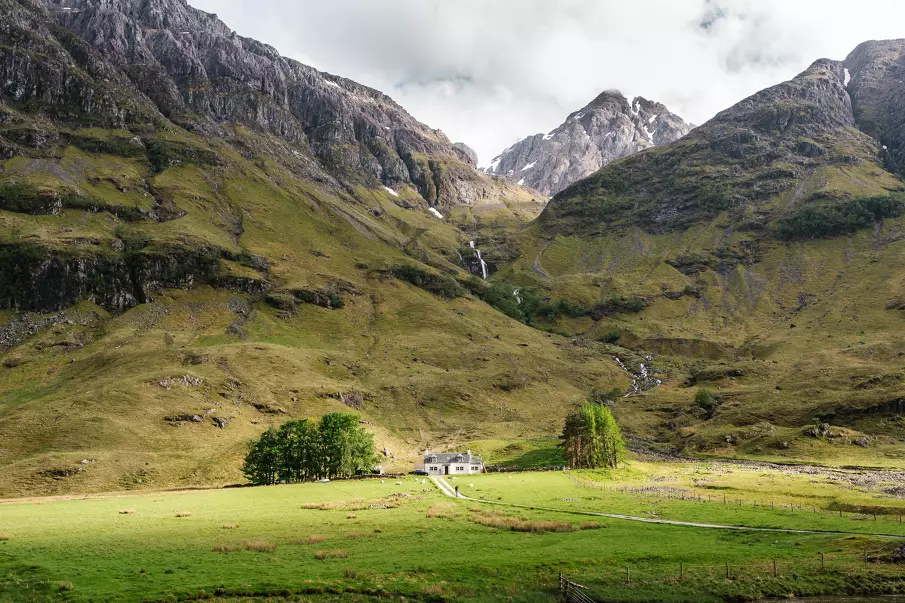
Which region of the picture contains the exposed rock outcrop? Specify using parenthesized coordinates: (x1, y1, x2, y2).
(483, 91, 692, 197)
(32, 0, 510, 211)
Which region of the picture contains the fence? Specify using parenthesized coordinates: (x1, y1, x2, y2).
(557, 551, 903, 602)
(559, 572, 597, 603)
(562, 469, 905, 524)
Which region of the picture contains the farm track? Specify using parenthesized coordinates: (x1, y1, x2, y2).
(431, 476, 905, 540)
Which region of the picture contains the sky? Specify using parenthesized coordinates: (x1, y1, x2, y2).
(191, 0, 905, 165)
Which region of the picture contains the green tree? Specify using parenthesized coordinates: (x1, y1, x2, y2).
(276, 419, 320, 483)
(695, 389, 718, 418)
(242, 427, 281, 486)
(559, 401, 625, 469)
(242, 413, 377, 485)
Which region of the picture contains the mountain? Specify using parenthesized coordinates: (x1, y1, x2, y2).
(482, 91, 693, 197)
(0, 0, 599, 496)
(498, 43, 905, 464)
(538, 58, 900, 237)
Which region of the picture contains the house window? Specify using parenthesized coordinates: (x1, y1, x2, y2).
(472, 466, 480, 471)
(456, 466, 464, 471)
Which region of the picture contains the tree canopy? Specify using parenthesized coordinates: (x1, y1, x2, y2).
(242, 413, 377, 485)
(559, 401, 625, 469)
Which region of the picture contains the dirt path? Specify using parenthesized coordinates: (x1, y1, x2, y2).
(533, 240, 553, 279)
(432, 476, 904, 539)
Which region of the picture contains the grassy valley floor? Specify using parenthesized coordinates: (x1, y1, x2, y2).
(2, 461, 905, 602)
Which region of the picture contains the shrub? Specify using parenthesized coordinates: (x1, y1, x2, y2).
(119, 509, 136, 515)
(777, 195, 905, 240)
(580, 522, 605, 530)
(343, 568, 357, 579)
(599, 328, 621, 344)
(695, 389, 718, 418)
(0, 534, 9, 541)
(57, 581, 74, 592)
(291, 535, 326, 545)
(391, 264, 463, 299)
(314, 550, 349, 560)
(174, 512, 192, 518)
(222, 523, 239, 530)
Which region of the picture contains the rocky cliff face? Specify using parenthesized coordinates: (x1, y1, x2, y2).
(540, 57, 900, 236)
(483, 91, 692, 197)
(29, 0, 513, 211)
(844, 39, 905, 178)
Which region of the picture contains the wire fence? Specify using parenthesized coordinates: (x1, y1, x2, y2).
(559, 552, 903, 602)
(559, 573, 596, 603)
(562, 470, 905, 524)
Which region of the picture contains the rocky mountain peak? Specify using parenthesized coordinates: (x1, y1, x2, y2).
(33, 0, 513, 211)
(541, 49, 900, 237)
(482, 89, 692, 197)
(453, 142, 479, 167)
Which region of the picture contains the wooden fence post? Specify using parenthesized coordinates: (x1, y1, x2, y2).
(725, 562, 729, 579)
(680, 563, 684, 580)
(626, 566, 631, 584)
(820, 552, 825, 570)
(773, 560, 777, 577)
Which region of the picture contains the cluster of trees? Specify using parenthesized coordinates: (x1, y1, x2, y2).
(559, 401, 626, 469)
(242, 413, 377, 485)
(777, 195, 905, 240)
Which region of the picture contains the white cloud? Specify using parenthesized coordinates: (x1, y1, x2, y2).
(191, 0, 905, 163)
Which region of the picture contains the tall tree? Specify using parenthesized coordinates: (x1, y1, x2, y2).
(242, 427, 281, 485)
(559, 401, 626, 469)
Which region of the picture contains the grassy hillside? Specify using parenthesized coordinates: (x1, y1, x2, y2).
(486, 60, 905, 467)
(0, 115, 606, 497)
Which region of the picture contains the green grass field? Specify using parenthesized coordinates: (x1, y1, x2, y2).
(2, 461, 905, 602)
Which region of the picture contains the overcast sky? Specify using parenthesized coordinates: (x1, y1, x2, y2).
(192, 0, 905, 165)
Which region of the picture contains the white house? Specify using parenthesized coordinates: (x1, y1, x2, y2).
(423, 450, 483, 475)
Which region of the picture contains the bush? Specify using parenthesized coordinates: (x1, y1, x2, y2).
(695, 389, 718, 418)
(599, 328, 622, 344)
(777, 195, 905, 240)
(391, 264, 464, 299)
(174, 512, 192, 518)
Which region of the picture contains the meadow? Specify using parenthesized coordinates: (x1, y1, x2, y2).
(2, 461, 905, 602)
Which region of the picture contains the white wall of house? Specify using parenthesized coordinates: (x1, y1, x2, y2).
(425, 463, 483, 475)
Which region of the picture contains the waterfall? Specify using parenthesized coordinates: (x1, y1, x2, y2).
(469, 241, 488, 279)
(613, 356, 663, 396)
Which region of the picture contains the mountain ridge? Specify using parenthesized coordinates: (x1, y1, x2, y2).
(482, 89, 692, 197)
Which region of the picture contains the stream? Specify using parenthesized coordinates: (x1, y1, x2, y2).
(613, 355, 662, 396)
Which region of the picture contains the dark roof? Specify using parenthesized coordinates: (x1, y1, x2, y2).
(424, 452, 483, 465)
